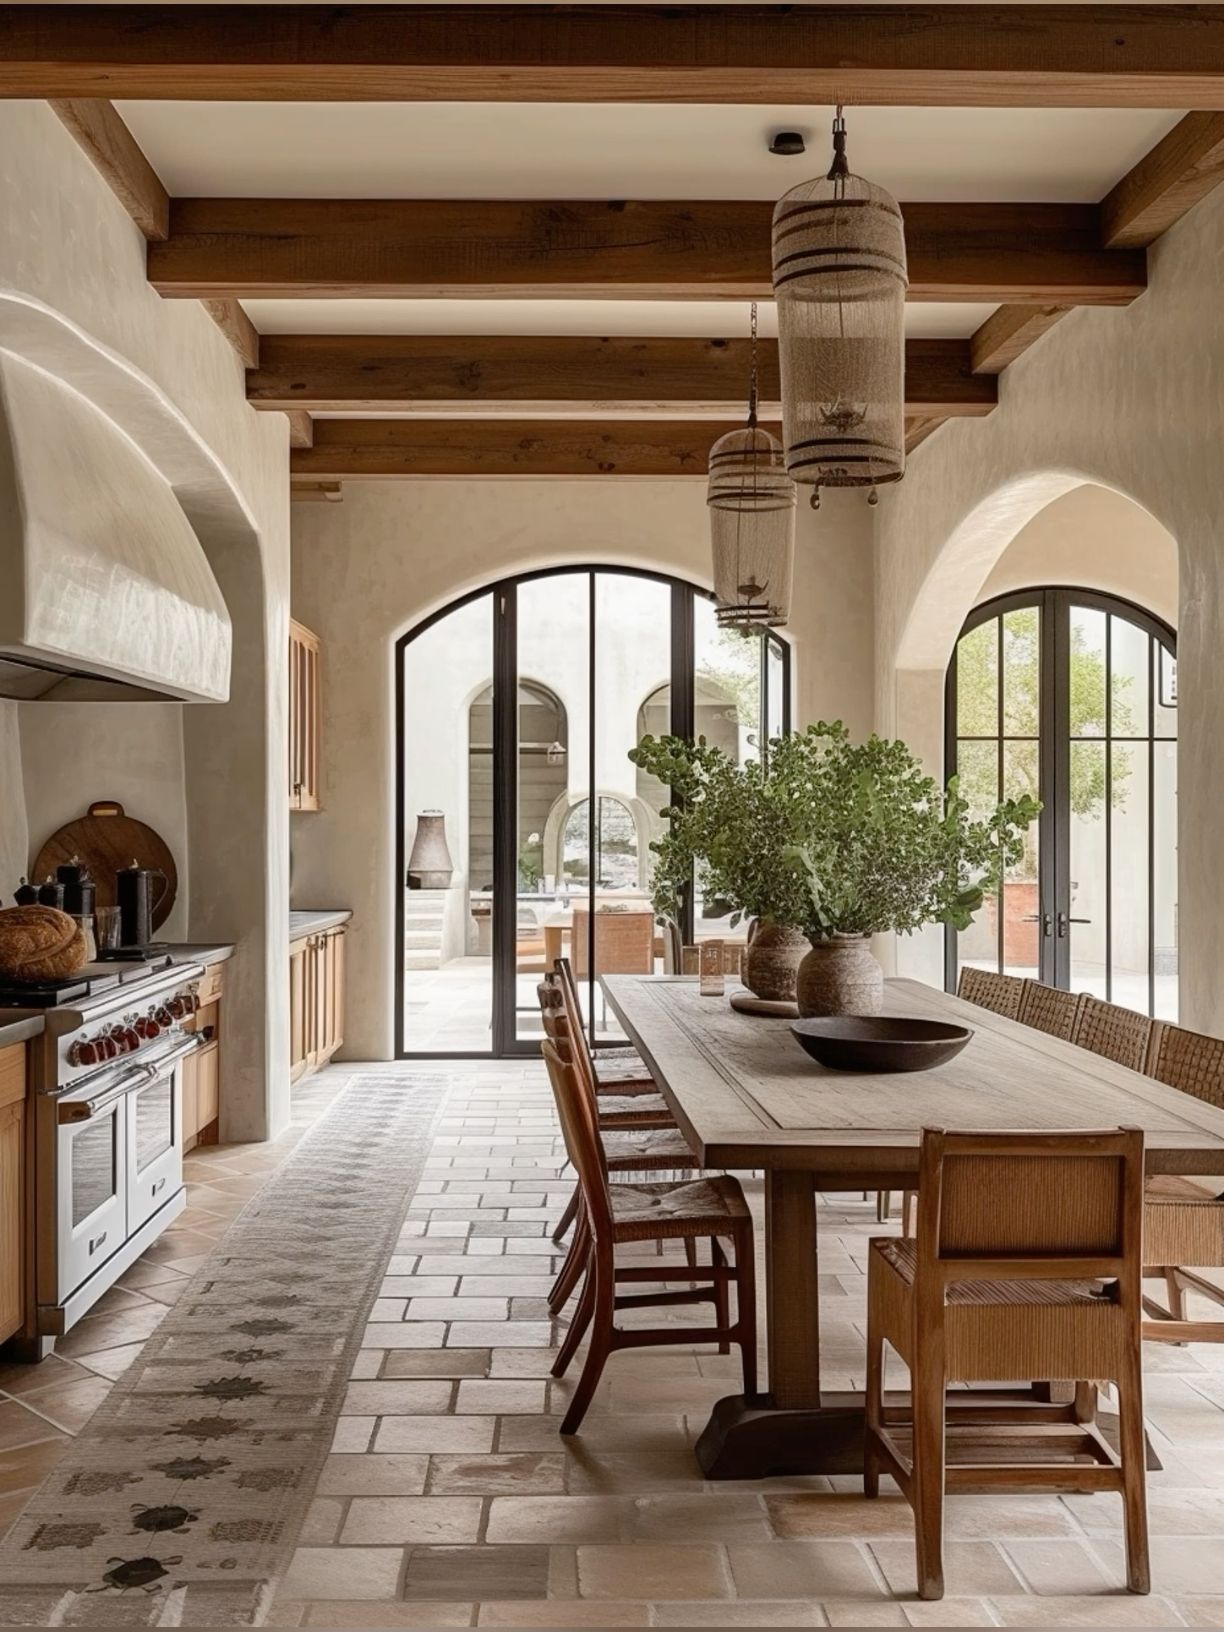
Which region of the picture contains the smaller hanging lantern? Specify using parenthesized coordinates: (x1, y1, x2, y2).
(772, 107, 907, 508)
(708, 304, 796, 632)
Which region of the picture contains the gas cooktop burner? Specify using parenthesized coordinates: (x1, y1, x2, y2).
(0, 955, 180, 1009)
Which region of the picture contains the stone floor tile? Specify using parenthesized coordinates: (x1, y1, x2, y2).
(299, 1497, 346, 1545)
(477, 1604, 649, 1626)
(649, 1606, 826, 1628)
(869, 1539, 1025, 1597)
(409, 1297, 509, 1322)
(486, 1495, 628, 1543)
(729, 1539, 886, 1600)
(427, 1452, 567, 1496)
(339, 1495, 483, 1545)
(627, 1493, 773, 1543)
(330, 1416, 375, 1453)
(316, 1454, 430, 1497)
(11, 1373, 112, 1433)
(0, 1353, 89, 1398)
(565, 1451, 713, 1495)
(373, 1415, 496, 1453)
(1175, 1600, 1224, 1627)
(901, 1603, 998, 1627)
(577, 1542, 732, 1600)
(401, 1544, 550, 1601)
(303, 1601, 476, 1626)
(455, 1379, 547, 1415)
(489, 1348, 564, 1377)
(377, 1347, 491, 1379)
(381, 1277, 460, 1298)
(341, 1380, 455, 1415)
(459, 1276, 556, 1297)
(363, 1322, 449, 1349)
(768, 1493, 916, 1538)
(281, 1545, 404, 1601)
(989, 1595, 1187, 1626)
(822, 1603, 907, 1627)
(499, 1413, 688, 1453)
(1002, 1538, 1116, 1595)
(1089, 1535, 1224, 1595)
(349, 1350, 384, 1379)
(448, 1321, 552, 1348)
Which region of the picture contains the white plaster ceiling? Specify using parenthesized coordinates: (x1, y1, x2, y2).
(120, 102, 1180, 203)
(242, 298, 996, 340)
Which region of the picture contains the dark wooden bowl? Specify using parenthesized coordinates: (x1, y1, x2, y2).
(790, 1015, 973, 1073)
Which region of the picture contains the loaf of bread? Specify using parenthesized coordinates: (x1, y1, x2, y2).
(0, 904, 88, 981)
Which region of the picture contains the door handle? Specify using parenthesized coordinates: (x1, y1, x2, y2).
(1056, 912, 1092, 937)
(88, 1230, 108, 1255)
(1022, 914, 1054, 936)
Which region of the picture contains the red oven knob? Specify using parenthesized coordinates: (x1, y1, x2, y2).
(111, 1024, 140, 1054)
(134, 1010, 161, 1040)
(96, 1033, 120, 1061)
(68, 1038, 99, 1067)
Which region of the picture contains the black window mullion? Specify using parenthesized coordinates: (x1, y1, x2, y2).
(587, 570, 597, 1050)
(491, 580, 518, 1056)
(1104, 612, 1113, 1002)
(670, 582, 696, 944)
(996, 613, 1005, 975)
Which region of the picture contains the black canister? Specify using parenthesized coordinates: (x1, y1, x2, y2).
(37, 876, 66, 909)
(13, 877, 38, 906)
(116, 860, 166, 947)
(57, 858, 95, 917)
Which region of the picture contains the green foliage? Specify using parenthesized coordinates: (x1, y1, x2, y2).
(629, 722, 1039, 939)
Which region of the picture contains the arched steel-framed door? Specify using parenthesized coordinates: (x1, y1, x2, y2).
(945, 588, 1177, 1018)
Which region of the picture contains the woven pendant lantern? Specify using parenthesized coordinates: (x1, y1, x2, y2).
(708, 304, 796, 631)
(772, 108, 907, 508)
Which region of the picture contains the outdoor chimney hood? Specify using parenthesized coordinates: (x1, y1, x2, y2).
(0, 351, 231, 703)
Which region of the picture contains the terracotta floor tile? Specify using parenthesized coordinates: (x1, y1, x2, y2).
(281, 1545, 404, 1601)
(0, 1401, 70, 1453)
(427, 1452, 567, 1496)
(339, 1496, 483, 1545)
(70, 1341, 147, 1381)
(577, 1542, 731, 1601)
(401, 1544, 550, 1602)
(768, 1492, 917, 1538)
(0, 1352, 88, 1398)
(317, 1454, 430, 1497)
(13, 1373, 113, 1434)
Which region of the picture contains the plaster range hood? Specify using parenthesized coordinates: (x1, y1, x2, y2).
(0, 350, 231, 703)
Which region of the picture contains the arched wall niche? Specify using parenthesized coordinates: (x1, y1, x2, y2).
(874, 179, 1224, 1028)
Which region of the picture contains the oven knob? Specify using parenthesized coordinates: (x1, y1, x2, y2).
(68, 1039, 98, 1067)
(134, 1009, 161, 1040)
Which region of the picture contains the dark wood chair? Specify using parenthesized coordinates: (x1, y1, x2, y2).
(957, 966, 1024, 1019)
(1141, 1021, 1224, 1344)
(866, 1125, 1149, 1602)
(1018, 979, 1086, 1041)
(555, 955, 654, 1087)
(541, 1037, 757, 1434)
(1072, 995, 1153, 1072)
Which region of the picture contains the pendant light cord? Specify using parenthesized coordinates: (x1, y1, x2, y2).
(747, 300, 759, 428)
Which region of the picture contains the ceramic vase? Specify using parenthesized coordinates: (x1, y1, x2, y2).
(407, 810, 454, 890)
(796, 933, 884, 1017)
(741, 922, 808, 1002)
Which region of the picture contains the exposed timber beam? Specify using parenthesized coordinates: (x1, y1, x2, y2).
(1101, 110, 1224, 246)
(6, 7, 1224, 107)
(248, 335, 997, 419)
(49, 98, 169, 240)
(970, 304, 1072, 375)
(199, 298, 260, 368)
(285, 410, 314, 449)
(149, 199, 1146, 306)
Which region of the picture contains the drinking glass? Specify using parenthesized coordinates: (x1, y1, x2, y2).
(699, 940, 725, 997)
(96, 906, 123, 952)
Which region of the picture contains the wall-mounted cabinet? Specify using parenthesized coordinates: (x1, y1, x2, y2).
(289, 618, 321, 811)
(290, 925, 347, 1083)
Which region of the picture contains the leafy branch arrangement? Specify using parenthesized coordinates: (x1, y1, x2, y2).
(629, 722, 1039, 940)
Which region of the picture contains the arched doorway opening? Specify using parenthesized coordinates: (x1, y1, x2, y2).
(397, 566, 790, 1056)
(946, 588, 1177, 1018)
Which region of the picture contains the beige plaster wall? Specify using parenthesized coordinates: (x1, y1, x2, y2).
(978, 483, 1178, 629)
(292, 480, 873, 1060)
(0, 102, 290, 1137)
(874, 181, 1218, 1029)
(0, 704, 27, 899)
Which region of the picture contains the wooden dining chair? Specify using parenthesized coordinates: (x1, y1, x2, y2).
(1072, 995, 1153, 1072)
(541, 1038, 756, 1433)
(956, 966, 1024, 1019)
(555, 955, 654, 1085)
(1018, 980, 1087, 1041)
(865, 1126, 1149, 1602)
(1140, 1021, 1224, 1344)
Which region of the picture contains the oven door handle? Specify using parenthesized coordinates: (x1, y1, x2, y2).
(56, 1035, 204, 1124)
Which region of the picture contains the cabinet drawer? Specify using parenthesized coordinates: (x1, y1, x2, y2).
(185, 1000, 220, 1043)
(194, 965, 225, 1008)
(0, 1043, 24, 1110)
(196, 1043, 220, 1129)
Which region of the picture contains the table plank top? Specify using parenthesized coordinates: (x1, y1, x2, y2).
(601, 975, 1224, 1179)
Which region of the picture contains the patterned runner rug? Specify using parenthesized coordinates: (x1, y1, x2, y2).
(0, 1073, 445, 1628)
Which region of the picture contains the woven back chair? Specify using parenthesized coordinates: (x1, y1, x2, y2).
(571, 907, 655, 977)
(1073, 996, 1153, 1073)
(1019, 980, 1086, 1042)
(540, 1039, 757, 1434)
(956, 966, 1024, 1019)
(1139, 1020, 1224, 1345)
(865, 1125, 1149, 1602)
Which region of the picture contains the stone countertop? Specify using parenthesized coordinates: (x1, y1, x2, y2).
(0, 1013, 45, 1049)
(290, 909, 353, 941)
(164, 944, 236, 970)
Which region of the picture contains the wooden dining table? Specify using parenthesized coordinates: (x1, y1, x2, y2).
(602, 973, 1224, 1478)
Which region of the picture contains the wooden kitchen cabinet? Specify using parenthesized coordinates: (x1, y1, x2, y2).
(0, 1044, 27, 1347)
(289, 618, 321, 811)
(290, 926, 347, 1084)
(181, 963, 224, 1151)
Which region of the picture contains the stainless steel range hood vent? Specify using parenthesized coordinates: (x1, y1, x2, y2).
(0, 351, 232, 703)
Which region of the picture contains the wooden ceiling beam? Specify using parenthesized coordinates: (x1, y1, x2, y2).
(1101, 110, 1224, 246)
(248, 335, 996, 418)
(970, 304, 1072, 375)
(48, 99, 169, 240)
(7, 7, 1224, 106)
(150, 199, 1145, 306)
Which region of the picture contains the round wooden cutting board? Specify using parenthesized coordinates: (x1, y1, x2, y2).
(32, 801, 178, 930)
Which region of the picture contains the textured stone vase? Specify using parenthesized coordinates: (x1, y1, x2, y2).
(741, 922, 808, 1002)
(407, 810, 454, 890)
(796, 933, 884, 1017)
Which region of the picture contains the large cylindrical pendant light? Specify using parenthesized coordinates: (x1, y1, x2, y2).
(708, 304, 796, 631)
(772, 108, 907, 508)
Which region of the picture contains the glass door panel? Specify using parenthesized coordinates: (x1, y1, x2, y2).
(514, 572, 590, 1045)
(402, 592, 494, 1053)
(946, 588, 1176, 1018)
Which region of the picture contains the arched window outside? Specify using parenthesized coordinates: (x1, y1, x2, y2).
(946, 587, 1177, 1018)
